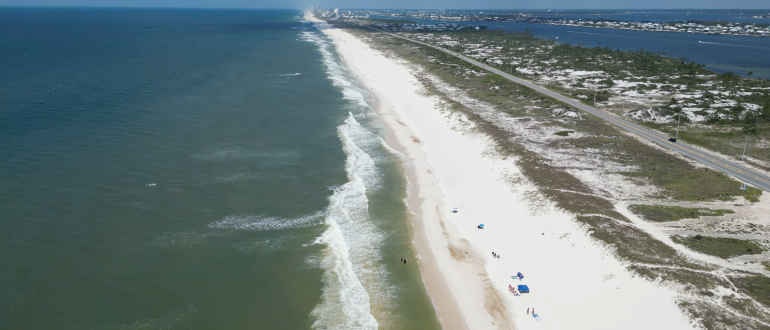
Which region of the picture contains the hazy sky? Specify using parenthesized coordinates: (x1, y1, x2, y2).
(1, 0, 769, 9)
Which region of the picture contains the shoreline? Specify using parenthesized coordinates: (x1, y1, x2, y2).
(310, 16, 506, 328)
(374, 80, 472, 330)
(310, 14, 697, 330)
(322, 24, 478, 330)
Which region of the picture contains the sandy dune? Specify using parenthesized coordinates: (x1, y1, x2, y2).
(310, 15, 694, 330)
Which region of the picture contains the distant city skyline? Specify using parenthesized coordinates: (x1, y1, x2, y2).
(1, 0, 770, 10)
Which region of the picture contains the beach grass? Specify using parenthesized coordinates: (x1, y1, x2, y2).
(628, 204, 734, 222)
(340, 25, 749, 266)
(722, 294, 770, 320)
(362, 21, 770, 182)
(730, 275, 770, 308)
(679, 299, 770, 330)
(329, 22, 770, 327)
(368, 28, 752, 202)
(671, 235, 764, 258)
(578, 216, 707, 268)
(643, 122, 770, 174)
(342, 22, 765, 245)
(657, 267, 725, 291)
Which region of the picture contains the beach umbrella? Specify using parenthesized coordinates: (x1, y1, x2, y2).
(479, 224, 484, 227)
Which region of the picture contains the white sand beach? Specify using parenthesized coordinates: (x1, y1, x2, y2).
(310, 15, 696, 330)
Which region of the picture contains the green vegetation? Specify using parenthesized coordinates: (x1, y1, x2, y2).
(364, 18, 417, 25)
(372, 25, 770, 172)
(326, 21, 770, 328)
(631, 266, 725, 290)
(763, 261, 770, 272)
(335, 21, 753, 235)
(723, 294, 770, 320)
(672, 235, 764, 258)
(730, 275, 770, 308)
(576, 215, 707, 268)
(373, 29, 748, 202)
(566, 132, 754, 201)
(643, 121, 770, 175)
(343, 25, 721, 266)
(680, 300, 770, 330)
(628, 204, 734, 222)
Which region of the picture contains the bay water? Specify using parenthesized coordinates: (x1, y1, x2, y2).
(374, 15, 770, 78)
(0, 8, 439, 330)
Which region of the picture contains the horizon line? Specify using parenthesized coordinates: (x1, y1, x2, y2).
(1, 5, 769, 10)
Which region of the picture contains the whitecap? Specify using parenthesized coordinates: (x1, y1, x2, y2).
(209, 212, 325, 231)
(116, 305, 197, 330)
(302, 26, 399, 328)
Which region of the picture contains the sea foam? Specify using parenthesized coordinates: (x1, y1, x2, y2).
(208, 213, 324, 231)
(301, 28, 398, 329)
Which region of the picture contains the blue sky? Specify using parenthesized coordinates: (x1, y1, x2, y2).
(1, 0, 769, 9)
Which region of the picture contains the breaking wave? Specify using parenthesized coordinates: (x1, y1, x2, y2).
(300, 24, 400, 329)
(209, 213, 325, 231)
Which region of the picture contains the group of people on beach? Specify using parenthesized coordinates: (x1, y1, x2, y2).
(507, 284, 519, 296)
(491, 251, 500, 259)
(399, 257, 406, 265)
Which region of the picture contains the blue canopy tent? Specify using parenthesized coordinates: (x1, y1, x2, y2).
(517, 285, 530, 293)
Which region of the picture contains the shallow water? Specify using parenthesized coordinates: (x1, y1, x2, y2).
(0, 8, 438, 329)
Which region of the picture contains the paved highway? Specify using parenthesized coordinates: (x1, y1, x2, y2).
(375, 28, 770, 192)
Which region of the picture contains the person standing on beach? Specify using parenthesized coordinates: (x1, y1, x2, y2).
(527, 308, 529, 314)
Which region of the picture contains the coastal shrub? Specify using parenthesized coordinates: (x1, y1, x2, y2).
(718, 71, 740, 83)
(627, 204, 733, 222)
(672, 75, 706, 85)
(630, 266, 726, 293)
(341, 22, 770, 328)
(722, 295, 770, 320)
(577, 216, 706, 268)
(730, 275, 770, 308)
(680, 300, 770, 330)
(598, 79, 615, 87)
(671, 235, 764, 258)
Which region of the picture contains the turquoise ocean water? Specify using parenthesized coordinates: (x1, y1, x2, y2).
(0, 8, 439, 329)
